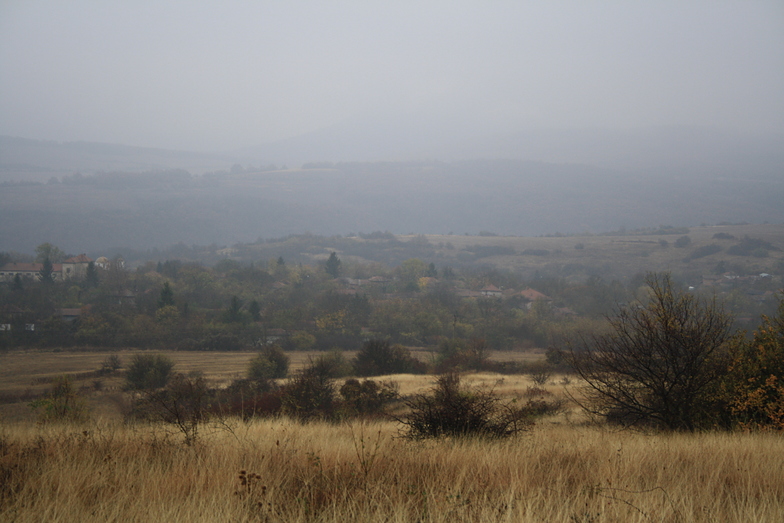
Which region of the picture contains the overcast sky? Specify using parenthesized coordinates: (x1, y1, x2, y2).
(1, 1, 782, 152)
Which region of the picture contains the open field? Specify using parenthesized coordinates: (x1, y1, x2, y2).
(2, 348, 783, 521)
(2, 416, 783, 522)
(0, 350, 335, 421)
(0, 349, 546, 392)
(411, 223, 784, 281)
(0, 349, 547, 421)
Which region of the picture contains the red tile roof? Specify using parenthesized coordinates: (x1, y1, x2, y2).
(519, 288, 550, 301)
(64, 254, 92, 263)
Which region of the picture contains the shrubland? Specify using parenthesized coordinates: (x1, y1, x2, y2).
(2, 292, 784, 520)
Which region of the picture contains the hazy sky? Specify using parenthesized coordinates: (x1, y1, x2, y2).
(1, 1, 782, 152)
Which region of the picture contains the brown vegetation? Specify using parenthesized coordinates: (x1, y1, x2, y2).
(2, 417, 783, 521)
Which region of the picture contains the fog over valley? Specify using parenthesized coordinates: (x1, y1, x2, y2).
(1, 1, 783, 254)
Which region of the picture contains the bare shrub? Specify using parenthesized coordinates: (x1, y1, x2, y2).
(396, 373, 533, 439)
(524, 386, 552, 398)
(214, 378, 282, 420)
(528, 365, 553, 386)
(100, 353, 122, 374)
(133, 372, 211, 445)
(281, 362, 337, 421)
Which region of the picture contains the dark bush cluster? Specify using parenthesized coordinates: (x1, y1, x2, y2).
(435, 338, 492, 373)
(353, 339, 427, 376)
(396, 373, 536, 439)
(339, 378, 398, 417)
(687, 244, 723, 260)
(726, 236, 778, 257)
(212, 379, 283, 420)
(280, 364, 337, 421)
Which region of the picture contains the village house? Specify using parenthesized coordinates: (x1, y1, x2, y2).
(517, 288, 553, 310)
(61, 254, 92, 279)
(0, 254, 93, 283)
(0, 262, 64, 282)
(480, 284, 503, 297)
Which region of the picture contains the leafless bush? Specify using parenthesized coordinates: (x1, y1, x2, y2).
(396, 373, 534, 439)
(528, 365, 553, 386)
(134, 372, 211, 445)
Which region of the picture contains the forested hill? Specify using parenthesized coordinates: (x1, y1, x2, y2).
(1, 157, 783, 254)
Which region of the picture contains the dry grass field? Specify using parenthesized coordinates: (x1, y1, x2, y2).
(2, 414, 783, 521)
(1, 348, 783, 521)
(0, 350, 547, 420)
(410, 223, 784, 280)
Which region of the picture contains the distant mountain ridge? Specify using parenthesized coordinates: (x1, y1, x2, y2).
(0, 136, 239, 180)
(4, 121, 782, 180)
(1, 156, 783, 254)
(2, 123, 783, 254)
(233, 117, 784, 177)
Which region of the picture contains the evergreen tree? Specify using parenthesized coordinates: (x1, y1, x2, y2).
(158, 281, 175, 309)
(84, 261, 99, 288)
(39, 257, 55, 284)
(225, 295, 244, 323)
(325, 252, 342, 278)
(248, 300, 261, 322)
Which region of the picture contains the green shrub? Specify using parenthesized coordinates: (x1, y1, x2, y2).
(674, 235, 692, 248)
(713, 232, 735, 240)
(721, 300, 784, 430)
(100, 354, 122, 374)
(248, 345, 290, 383)
(312, 349, 353, 379)
(727, 236, 778, 256)
(125, 354, 174, 390)
(339, 378, 398, 417)
(435, 338, 491, 372)
(30, 375, 89, 423)
(353, 339, 427, 376)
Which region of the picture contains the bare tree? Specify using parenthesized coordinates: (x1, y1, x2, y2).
(569, 273, 733, 431)
(141, 372, 211, 445)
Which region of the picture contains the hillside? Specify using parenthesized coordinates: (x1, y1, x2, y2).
(2, 158, 783, 255)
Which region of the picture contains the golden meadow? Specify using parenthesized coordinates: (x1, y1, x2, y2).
(2, 351, 783, 522)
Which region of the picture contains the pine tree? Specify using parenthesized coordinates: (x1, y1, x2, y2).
(325, 252, 342, 278)
(158, 281, 175, 309)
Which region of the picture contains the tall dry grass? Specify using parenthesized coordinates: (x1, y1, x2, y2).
(2, 416, 783, 522)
